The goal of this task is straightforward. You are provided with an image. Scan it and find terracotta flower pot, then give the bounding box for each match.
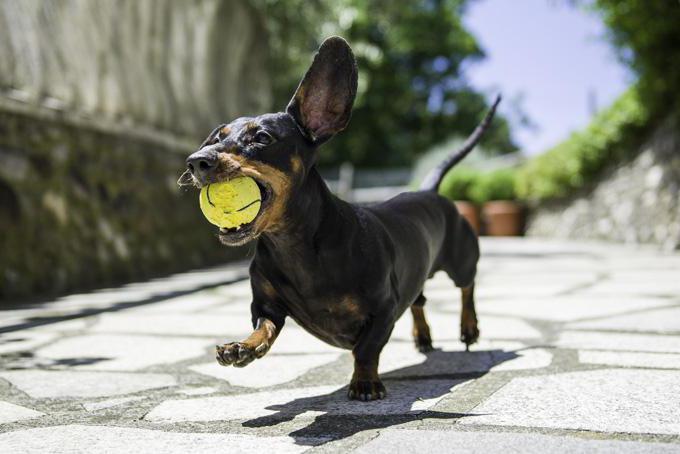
[482,201,524,236]
[454,201,480,234]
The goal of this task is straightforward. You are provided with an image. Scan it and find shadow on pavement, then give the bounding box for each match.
[242,347,519,446]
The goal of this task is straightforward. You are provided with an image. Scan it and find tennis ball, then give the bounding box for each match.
[199,177,262,228]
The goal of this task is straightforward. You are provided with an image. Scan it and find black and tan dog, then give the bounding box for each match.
[184,37,499,401]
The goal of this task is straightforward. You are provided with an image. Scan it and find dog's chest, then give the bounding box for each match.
[285,293,366,349]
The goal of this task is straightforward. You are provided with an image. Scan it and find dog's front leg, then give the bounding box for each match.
[348,317,393,401]
[216,316,281,368]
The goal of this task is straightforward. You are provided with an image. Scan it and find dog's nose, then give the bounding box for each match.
[186,148,218,181]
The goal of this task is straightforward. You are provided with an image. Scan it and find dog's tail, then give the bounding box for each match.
[419,94,502,192]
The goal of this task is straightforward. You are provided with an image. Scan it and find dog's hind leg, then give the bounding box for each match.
[460,284,479,350]
[440,215,480,350]
[410,293,433,352]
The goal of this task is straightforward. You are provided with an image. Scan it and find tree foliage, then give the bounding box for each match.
[516,86,649,201]
[590,0,680,117]
[254,0,517,168]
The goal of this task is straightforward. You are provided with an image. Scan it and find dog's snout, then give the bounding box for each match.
[186,148,218,180]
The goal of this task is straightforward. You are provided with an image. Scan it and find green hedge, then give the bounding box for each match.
[435,86,649,204]
[439,167,517,203]
[516,87,649,201]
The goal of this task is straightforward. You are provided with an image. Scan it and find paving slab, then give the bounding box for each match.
[89,313,252,337]
[175,386,218,396]
[35,334,211,371]
[123,291,233,314]
[0,370,176,398]
[0,425,312,454]
[145,380,464,423]
[190,353,342,388]
[391,313,542,341]
[354,429,680,454]
[379,341,552,376]
[0,401,44,424]
[557,331,680,353]
[82,396,146,411]
[3,238,680,451]
[0,331,57,355]
[568,306,680,333]
[459,369,680,434]
[478,295,674,322]
[579,350,680,369]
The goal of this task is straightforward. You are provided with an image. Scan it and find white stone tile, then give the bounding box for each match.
[36,334,210,371]
[478,296,672,322]
[391,313,541,342]
[579,350,680,369]
[213,280,254,299]
[83,396,146,411]
[209,304,252,315]
[557,331,680,353]
[0,370,176,398]
[31,318,90,333]
[0,401,44,424]
[190,353,341,388]
[460,369,680,435]
[475,284,577,299]
[0,425,311,454]
[0,331,56,355]
[176,386,218,396]
[568,307,680,333]
[355,429,680,454]
[145,380,464,423]
[125,292,231,314]
[90,313,251,337]
[379,340,551,377]
[583,278,680,297]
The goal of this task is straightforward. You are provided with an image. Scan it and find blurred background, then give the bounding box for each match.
[0,0,678,302]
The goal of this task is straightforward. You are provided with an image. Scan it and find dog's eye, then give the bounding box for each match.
[253,131,274,146]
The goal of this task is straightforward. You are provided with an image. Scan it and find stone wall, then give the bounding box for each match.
[0,1,270,301]
[0,0,270,136]
[526,118,680,250]
[0,108,251,301]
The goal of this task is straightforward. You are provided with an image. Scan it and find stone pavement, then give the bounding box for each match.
[1,238,680,453]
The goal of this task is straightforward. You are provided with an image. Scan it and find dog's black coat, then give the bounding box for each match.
[185,37,497,400]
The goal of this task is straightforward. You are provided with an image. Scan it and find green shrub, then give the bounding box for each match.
[438,167,518,203]
[438,167,482,202]
[516,87,649,201]
[470,168,517,203]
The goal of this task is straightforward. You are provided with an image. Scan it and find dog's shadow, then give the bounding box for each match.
[242,346,520,446]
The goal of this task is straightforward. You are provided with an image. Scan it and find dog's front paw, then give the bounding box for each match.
[216,342,268,367]
[347,379,386,401]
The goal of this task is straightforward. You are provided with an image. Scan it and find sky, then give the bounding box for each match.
[463,0,633,155]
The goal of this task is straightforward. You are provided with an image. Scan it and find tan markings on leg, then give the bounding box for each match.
[410,305,433,352]
[216,317,279,367]
[460,284,479,350]
[242,317,279,356]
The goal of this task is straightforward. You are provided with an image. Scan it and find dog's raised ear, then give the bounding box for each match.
[286,36,358,145]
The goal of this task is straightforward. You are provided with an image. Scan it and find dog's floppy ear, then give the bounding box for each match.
[286,36,358,145]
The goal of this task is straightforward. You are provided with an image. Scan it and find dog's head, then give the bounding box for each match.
[182,36,358,246]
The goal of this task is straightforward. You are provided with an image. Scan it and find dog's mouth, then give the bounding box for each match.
[217,179,271,246]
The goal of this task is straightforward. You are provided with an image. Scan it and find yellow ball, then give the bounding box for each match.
[199,177,262,228]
